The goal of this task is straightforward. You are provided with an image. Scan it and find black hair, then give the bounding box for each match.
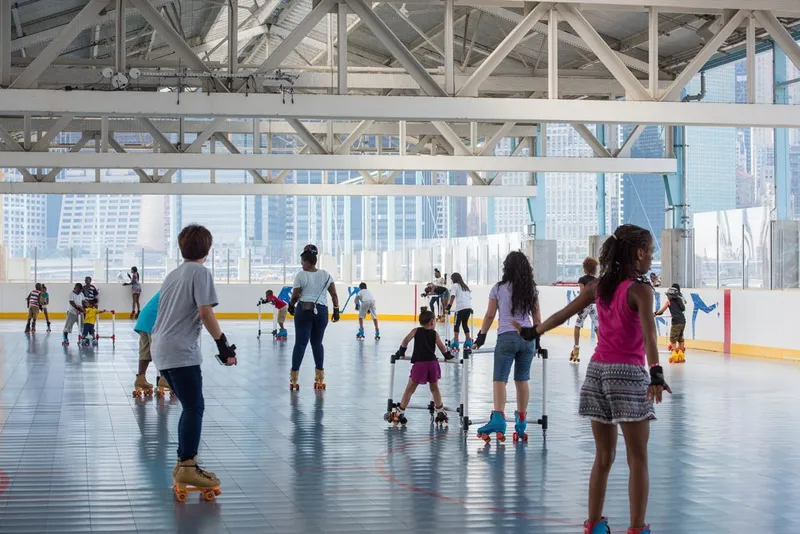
[74,283,83,292]
[300,244,319,266]
[419,310,435,326]
[359,282,367,290]
[85,276,92,283]
[596,224,654,307]
[499,251,538,317]
[34,283,42,291]
[266,289,274,297]
[131,266,138,273]
[671,283,681,291]
[450,272,469,292]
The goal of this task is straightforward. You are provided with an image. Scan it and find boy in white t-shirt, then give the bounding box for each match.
[62,283,85,346]
[354,282,380,340]
[445,272,474,355]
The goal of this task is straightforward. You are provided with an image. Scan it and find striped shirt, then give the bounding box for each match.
[27,290,41,308]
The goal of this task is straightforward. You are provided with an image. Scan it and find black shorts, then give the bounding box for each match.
[454,309,473,334]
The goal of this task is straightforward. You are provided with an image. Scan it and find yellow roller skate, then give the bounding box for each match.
[132,374,154,398]
[668,350,679,363]
[569,346,580,363]
[289,370,300,391]
[156,376,172,398]
[676,349,686,363]
[313,368,326,390]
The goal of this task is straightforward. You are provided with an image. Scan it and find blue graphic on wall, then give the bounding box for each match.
[275,286,360,312]
[564,289,596,341]
[653,292,668,336]
[690,293,719,340]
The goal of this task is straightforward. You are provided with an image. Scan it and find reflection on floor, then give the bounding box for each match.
[0,320,798,533]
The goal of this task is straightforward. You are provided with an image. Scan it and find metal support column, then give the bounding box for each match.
[528,127,547,239]
[774,45,791,221]
[115,0,126,74]
[337,1,348,95]
[228,0,238,79]
[444,0,455,95]
[0,0,11,87]
[596,124,606,234]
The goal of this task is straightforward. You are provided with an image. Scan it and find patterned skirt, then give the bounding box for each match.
[579,361,655,425]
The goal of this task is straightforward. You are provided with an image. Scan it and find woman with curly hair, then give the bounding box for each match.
[473,250,541,443]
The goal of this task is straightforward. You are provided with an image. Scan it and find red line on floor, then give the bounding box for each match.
[723,289,731,354]
[374,433,580,525]
[0,470,8,496]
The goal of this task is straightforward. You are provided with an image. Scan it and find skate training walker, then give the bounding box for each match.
[385,340,549,440]
[76,310,116,347]
[257,299,287,341]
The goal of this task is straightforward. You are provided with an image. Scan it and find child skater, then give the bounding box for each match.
[387,310,452,426]
[354,282,380,340]
[62,283,85,346]
[261,289,289,341]
[570,256,600,363]
[656,283,686,364]
[515,225,671,534]
[24,283,43,333]
[445,272,473,355]
[40,285,51,332]
[81,301,108,347]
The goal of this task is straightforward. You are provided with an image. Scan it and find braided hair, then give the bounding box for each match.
[499,251,538,317]
[596,224,653,307]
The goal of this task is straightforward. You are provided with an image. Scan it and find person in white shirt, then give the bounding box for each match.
[62,283,85,346]
[446,272,474,353]
[354,282,380,340]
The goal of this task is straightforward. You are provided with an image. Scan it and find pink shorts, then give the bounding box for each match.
[410,361,441,385]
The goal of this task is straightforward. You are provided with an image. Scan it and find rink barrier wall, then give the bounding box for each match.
[0,282,798,360]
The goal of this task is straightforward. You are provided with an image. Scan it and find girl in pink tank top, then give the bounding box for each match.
[515,225,672,534]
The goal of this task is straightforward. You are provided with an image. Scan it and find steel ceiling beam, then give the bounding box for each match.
[754,10,800,72]
[7,90,800,128]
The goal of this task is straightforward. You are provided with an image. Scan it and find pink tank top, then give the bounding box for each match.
[592,279,645,366]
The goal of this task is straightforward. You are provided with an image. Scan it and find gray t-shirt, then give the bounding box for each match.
[293,269,333,307]
[151,261,218,371]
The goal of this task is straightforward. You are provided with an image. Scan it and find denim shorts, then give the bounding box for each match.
[493,331,536,382]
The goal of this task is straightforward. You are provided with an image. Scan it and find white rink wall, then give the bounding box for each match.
[0,282,796,358]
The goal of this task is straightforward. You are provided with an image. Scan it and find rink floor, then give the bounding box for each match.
[0,319,798,533]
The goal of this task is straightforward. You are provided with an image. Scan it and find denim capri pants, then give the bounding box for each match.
[493,331,536,382]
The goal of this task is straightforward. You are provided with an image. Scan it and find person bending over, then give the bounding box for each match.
[354,282,380,340]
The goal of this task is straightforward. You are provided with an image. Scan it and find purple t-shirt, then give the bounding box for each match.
[489,282,535,335]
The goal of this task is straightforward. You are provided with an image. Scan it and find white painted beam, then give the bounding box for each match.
[0,152,677,174]
[528,0,799,13]
[212,133,267,184]
[335,120,374,154]
[31,114,74,152]
[247,0,338,82]
[746,14,756,104]
[10,0,109,89]
[648,7,659,98]
[445,0,455,95]
[138,118,178,153]
[115,0,126,73]
[0,182,541,198]
[106,135,153,183]
[0,0,10,87]
[754,10,800,72]
[288,119,328,154]
[572,124,612,157]
[458,2,550,96]
[556,4,651,101]
[548,9,558,99]
[661,10,749,102]
[9,90,800,128]
[338,2,348,95]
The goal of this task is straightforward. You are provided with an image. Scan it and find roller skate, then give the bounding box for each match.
[449,339,460,357]
[277,328,288,341]
[356,327,365,340]
[627,526,651,534]
[91,338,98,347]
[46,322,51,333]
[476,411,506,443]
[132,374,154,398]
[271,329,278,339]
[384,406,408,427]
[667,343,673,352]
[463,338,473,355]
[668,349,679,363]
[512,411,528,442]
[61,333,69,346]
[173,458,221,503]
[289,370,300,391]
[156,376,172,398]
[434,405,448,426]
[313,368,326,390]
[583,517,611,534]
[676,349,685,363]
[569,346,580,363]
[374,330,380,341]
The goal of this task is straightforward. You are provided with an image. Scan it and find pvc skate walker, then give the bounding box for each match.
[77,311,117,347]
[385,349,464,429]
[474,344,549,444]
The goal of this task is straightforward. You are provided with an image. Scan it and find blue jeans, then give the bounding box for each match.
[493,332,535,382]
[161,365,204,461]
[291,304,329,371]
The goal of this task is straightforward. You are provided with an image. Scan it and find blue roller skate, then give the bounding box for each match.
[91,338,98,347]
[476,411,506,443]
[583,518,611,534]
[356,327,365,340]
[512,411,528,442]
[449,339,460,357]
[277,328,288,341]
[62,333,69,347]
[463,338,473,355]
[374,330,380,340]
